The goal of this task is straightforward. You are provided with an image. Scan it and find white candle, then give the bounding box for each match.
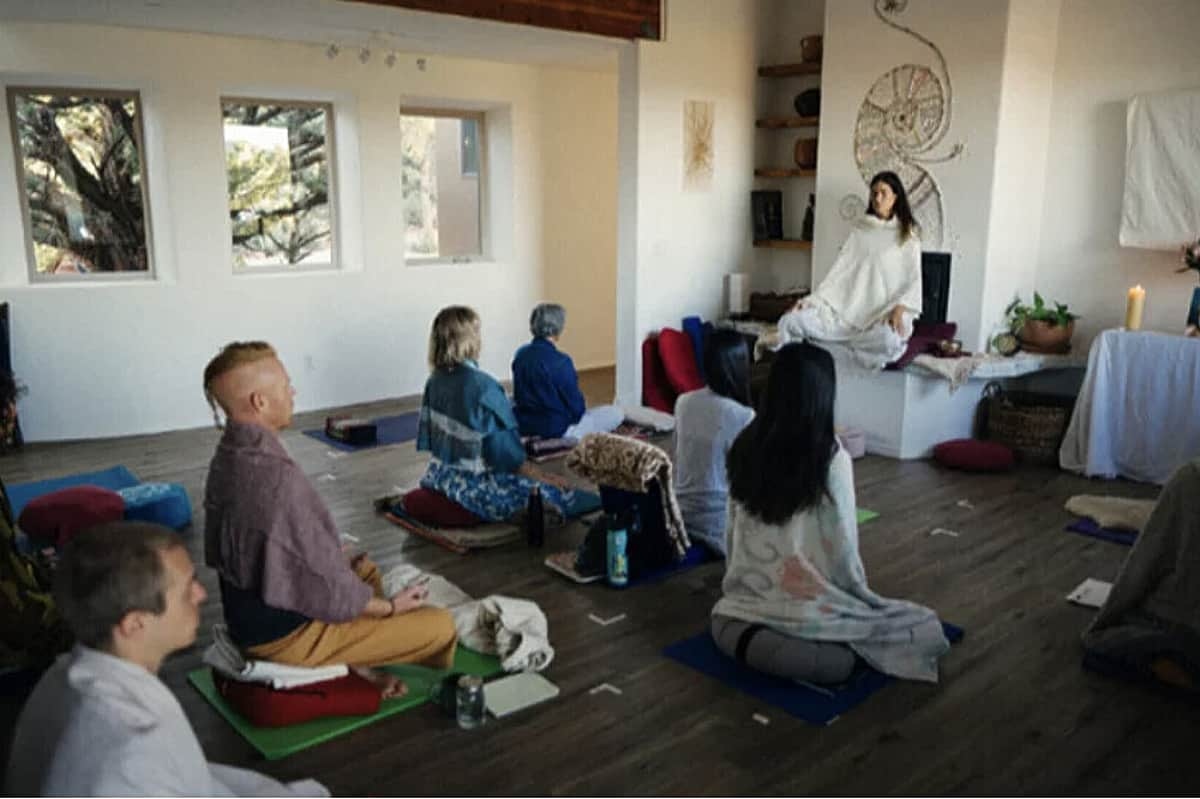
[1125,285,1145,331]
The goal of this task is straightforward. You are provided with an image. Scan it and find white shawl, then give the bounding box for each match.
[811,215,922,330]
[5,646,328,797]
[713,447,949,682]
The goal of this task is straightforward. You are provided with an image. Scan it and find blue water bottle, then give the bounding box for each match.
[606,524,629,588]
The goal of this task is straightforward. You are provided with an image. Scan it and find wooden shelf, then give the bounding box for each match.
[756,116,820,129]
[757,62,821,77]
[755,167,816,178]
[754,239,812,250]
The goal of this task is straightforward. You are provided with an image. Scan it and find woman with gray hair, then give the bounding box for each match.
[513,302,623,440]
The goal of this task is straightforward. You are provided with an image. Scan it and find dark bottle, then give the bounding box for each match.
[526,485,545,547]
[802,193,815,242]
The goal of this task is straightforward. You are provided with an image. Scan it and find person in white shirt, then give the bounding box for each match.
[777,171,923,370]
[672,329,755,555]
[5,522,328,797]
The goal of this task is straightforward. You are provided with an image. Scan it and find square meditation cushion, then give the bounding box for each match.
[933,438,1016,472]
[214,671,381,727]
[17,485,125,548]
[118,482,193,530]
[641,335,677,414]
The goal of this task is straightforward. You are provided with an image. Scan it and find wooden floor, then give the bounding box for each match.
[2,367,1196,796]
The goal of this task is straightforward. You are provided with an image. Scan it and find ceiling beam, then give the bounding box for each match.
[343,0,662,41]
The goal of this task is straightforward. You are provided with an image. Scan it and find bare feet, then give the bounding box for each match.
[352,666,408,699]
[1150,656,1195,691]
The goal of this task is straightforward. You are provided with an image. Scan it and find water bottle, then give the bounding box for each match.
[526,485,544,547]
[455,675,485,729]
[606,524,628,587]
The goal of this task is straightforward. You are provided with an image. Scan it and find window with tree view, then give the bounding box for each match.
[223,100,335,270]
[401,111,483,261]
[7,88,152,278]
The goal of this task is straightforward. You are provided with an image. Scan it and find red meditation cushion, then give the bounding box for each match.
[18,486,126,548]
[657,327,705,395]
[641,335,677,414]
[402,488,484,527]
[933,439,1016,472]
[214,671,381,727]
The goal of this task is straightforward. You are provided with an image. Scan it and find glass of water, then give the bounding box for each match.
[456,675,485,729]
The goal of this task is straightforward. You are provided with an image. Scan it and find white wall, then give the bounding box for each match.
[814,0,1010,350]
[978,0,1061,344]
[0,21,617,440]
[538,67,618,371]
[615,0,761,403]
[1033,0,1200,345]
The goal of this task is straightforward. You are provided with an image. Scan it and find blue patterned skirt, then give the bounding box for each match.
[420,460,573,523]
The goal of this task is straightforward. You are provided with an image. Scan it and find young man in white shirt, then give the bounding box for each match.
[5,522,328,797]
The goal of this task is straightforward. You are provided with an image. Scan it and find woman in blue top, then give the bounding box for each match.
[417,306,573,522]
[672,329,755,555]
[511,303,623,440]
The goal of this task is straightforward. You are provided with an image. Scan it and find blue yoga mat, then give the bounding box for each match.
[303,412,420,452]
[1066,518,1136,546]
[664,622,964,726]
[628,544,717,587]
[6,465,140,518]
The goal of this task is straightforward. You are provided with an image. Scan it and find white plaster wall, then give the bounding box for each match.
[432,117,481,257]
[978,0,1061,345]
[0,21,617,440]
[1034,0,1200,346]
[537,67,618,371]
[814,0,1010,350]
[615,0,760,404]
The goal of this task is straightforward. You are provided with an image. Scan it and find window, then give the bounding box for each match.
[222,99,335,271]
[7,87,153,279]
[400,109,484,261]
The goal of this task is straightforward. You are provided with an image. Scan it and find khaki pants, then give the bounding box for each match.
[246,558,457,670]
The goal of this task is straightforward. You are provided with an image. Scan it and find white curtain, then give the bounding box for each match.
[1119,87,1200,250]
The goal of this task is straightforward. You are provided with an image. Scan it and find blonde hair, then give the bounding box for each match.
[428,306,481,371]
[202,341,276,426]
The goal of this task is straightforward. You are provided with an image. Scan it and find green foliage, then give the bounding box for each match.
[1005,292,1078,332]
[223,103,332,267]
[14,93,148,273]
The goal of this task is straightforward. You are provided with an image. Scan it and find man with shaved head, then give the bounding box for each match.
[202,342,456,698]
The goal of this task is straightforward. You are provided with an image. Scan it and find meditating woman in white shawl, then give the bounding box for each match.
[712,343,949,683]
[778,171,922,370]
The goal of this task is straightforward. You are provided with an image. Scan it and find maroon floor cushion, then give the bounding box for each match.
[657,327,705,396]
[641,335,677,414]
[18,486,126,547]
[401,487,484,527]
[933,439,1016,472]
[214,672,381,727]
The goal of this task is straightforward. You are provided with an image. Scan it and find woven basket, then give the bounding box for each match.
[982,383,1073,465]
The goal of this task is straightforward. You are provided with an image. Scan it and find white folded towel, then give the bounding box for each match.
[203,624,349,690]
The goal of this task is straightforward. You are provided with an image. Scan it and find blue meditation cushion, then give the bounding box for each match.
[118,482,193,530]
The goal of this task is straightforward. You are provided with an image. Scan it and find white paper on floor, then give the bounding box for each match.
[1067,578,1113,609]
[587,613,626,627]
[588,682,622,696]
[956,499,975,509]
[930,527,960,538]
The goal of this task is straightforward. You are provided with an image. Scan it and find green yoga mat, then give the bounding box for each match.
[857,508,879,524]
[188,647,503,760]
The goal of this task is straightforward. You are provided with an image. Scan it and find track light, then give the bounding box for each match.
[358,47,371,64]
[325,43,339,60]
[384,51,397,68]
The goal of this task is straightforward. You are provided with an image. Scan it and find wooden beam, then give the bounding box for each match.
[343,0,662,40]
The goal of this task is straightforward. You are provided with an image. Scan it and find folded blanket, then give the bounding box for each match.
[382,565,554,672]
[567,433,689,558]
[621,405,675,433]
[203,624,349,689]
[1066,495,1156,532]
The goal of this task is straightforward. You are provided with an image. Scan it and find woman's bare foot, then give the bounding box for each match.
[1151,656,1195,691]
[352,666,408,699]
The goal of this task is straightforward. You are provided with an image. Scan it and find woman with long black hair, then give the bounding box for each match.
[712,342,949,683]
[777,171,922,370]
[672,329,755,555]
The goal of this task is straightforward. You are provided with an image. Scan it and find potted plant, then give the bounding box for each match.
[1005,293,1078,354]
